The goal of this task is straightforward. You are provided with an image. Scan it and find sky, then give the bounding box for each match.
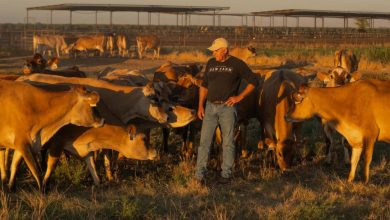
[0,0,389,27]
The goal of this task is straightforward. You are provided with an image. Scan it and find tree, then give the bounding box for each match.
[355,18,369,32]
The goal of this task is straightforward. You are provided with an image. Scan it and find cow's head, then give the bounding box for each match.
[285,85,314,122]
[120,124,157,160]
[142,82,169,124]
[46,57,59,70]
[317,67,361,87]
[165,104,197,128]
[62,43,75,55]
[247,45,257,57]
[22,53,47,75]
[69,86,104,128]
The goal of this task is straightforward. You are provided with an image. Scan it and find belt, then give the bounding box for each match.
[210,100,225,104]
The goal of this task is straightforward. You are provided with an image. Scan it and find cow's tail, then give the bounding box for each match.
[32,34,38,53]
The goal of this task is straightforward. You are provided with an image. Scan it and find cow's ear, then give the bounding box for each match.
[316,72,329,82]
[349,71,362,82]
[127,124,136,140]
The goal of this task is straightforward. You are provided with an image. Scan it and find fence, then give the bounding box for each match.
[1,24,390,54]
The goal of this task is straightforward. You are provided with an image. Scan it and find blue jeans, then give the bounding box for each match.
[195,101,237,180]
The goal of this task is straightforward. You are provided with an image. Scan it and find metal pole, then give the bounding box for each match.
[26,9,29,25]
[148,12,151,25]
[110,11,113,29]
[95,11,98,26]
[322,17,324,28]
[213,10,216,26]
[176,13,179,26]
[245,16,248,26]
[158,13,160,25]
[137,11,140,26]
[269,16,271,27]
[343,17,346,29]
[189,14,191,26]
[70,11,72,25]
[218,15,221,26]
[296,17,299,28]
[50,10,53,25]
[314,17,317,29]
[241,16,244,26]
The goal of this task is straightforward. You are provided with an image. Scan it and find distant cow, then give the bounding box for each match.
[23,54,86,77]
[0,81,103,191]
[136,34,160,59]
[116,34,128,57]
[43,124,156,187]
[23,53,58,74]
[334,49,359,73]
[33,34,68,57]
[230,46,257,62]
[286,80,390,183]
[68,34,113,57]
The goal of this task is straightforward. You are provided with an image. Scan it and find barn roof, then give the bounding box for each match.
[251,9,390,19]
[27,4,229,13]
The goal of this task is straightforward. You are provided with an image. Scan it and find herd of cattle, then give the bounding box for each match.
[33,33,161,59]
[0,42,387,193]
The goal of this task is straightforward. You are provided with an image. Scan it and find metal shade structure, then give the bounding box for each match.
[251,9,390,28]
[26,4,230,26]
[251,9,390,19]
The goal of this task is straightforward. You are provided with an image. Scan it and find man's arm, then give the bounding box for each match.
[198,86,208,120]
[225,84,255,106]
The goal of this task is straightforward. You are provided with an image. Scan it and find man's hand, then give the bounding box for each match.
[198,106,205,120]
[225,95,243,106]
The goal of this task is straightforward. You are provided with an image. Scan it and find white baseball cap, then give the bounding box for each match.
[207,38,229,51]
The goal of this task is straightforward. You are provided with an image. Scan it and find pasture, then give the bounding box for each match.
[0,46,389,219]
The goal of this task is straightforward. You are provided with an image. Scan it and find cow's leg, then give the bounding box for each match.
[42,145,63,191]
[363,138,376,183]
[4,148,9,172]
[85,153,100,186]
[42,154,59,192]
[8,150,23,190]
[348,147,363,182]
[103,151,114,182]
[162,128,170,153]
[21,148,42,191]
[239,123,248,158]
[324,124,334,165]
[342,137,351,166]
[157,47,160,59]
[0,149,7,185]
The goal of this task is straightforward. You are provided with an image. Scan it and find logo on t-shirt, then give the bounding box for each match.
[209,66,233,73]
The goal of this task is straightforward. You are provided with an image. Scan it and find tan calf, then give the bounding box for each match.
[43,124,156,187]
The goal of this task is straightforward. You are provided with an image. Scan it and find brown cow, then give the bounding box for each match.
[33,34,68,57]
[18,74,169,125]
[0,81,103,191]
[43,124,156,187]
[67,34,112,57]
[286,80,390,183]
[334,49,359,73]
[23,53,59,75]
[230,46,257,62]
[258,69,306,170]
[136,34,160,59]
[316,67,362,165]
[116,34,128,57]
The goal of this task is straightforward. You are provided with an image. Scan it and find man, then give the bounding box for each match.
[195,37,257,184]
